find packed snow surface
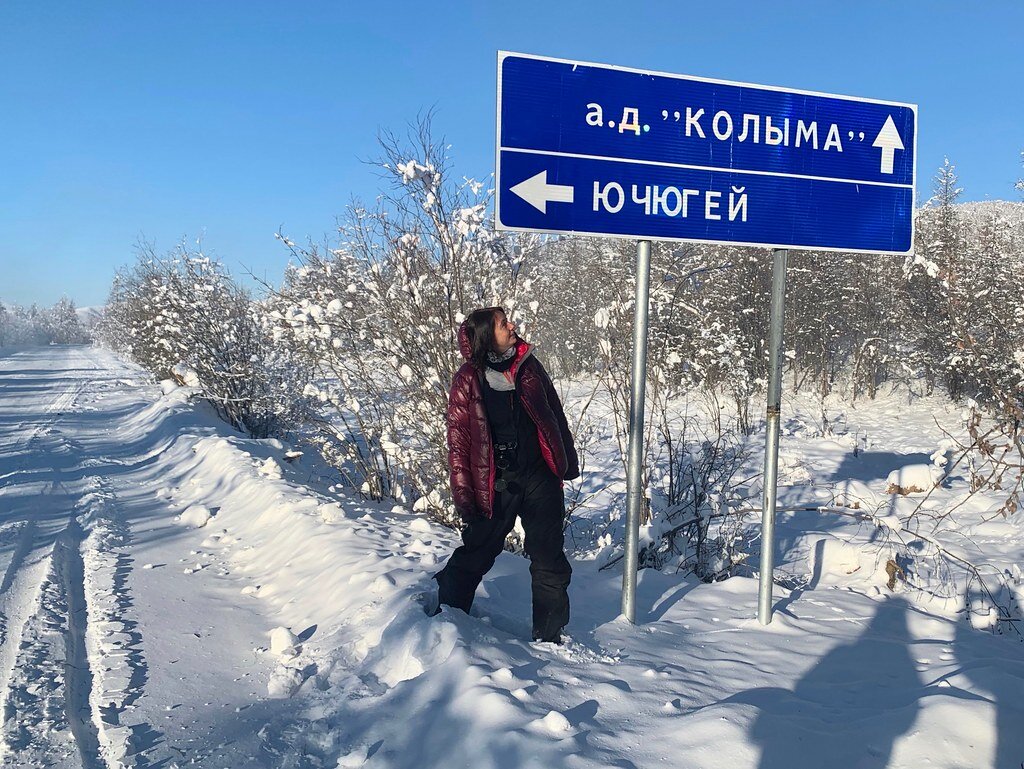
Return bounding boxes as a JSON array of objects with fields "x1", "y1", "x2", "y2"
[{"x1": 0, "y1": 345, "x2": 1021, "y2": 768}]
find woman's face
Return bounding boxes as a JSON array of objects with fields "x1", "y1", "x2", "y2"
[{"x1": 492, "y1": 312, "x2": 517, "y2": 353}]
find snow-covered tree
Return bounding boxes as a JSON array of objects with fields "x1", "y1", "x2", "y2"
[
  {"x1": 267, "y1": 118, "x2": 537, "y2": 523},
  {"x1": 930, "y1": 158, "x2": 963, "y2": 261},
  {"x1": 49, "y1": 296, "x2": 87, "y2": 344}
]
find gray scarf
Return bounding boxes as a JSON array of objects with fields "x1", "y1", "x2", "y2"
[
  {"x1": 484, "y1": 346, "x2": 517, "y2": 392},
  {"x1": 486, "y1": 346, "x2": 516, "y2": 364}
]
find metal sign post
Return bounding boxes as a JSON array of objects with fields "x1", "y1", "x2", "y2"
[
  {"x1": 621, "y1": 240, "x2": 651, "y2": 624},
  {"x1": 494, "y1": 51, "x2": 917, "y2": 626},
  {"x1": 758, "y1": 249, "x2": 788, "y2": 625}
]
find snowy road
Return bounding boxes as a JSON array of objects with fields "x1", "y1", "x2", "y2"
[
  {"x1": 2, "y1": 346, "x2": 1022, "y2": 769},
  {"x1": 0, "y1": 346, "x2": 105, "y2": 767},
  {"x1": 0, "y1": 347, "x2": 294, "y2": 767}
]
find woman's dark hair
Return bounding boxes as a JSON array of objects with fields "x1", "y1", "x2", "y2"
[{"x1": 464, "y1": 306, "x2": 505, "y2": 369}]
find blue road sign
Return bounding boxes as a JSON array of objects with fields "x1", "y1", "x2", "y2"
[{"x1": 496, "y1": 52, "x2": 917, "y2": 254}]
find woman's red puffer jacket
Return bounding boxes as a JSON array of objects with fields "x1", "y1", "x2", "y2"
[{"x1": 447, "y1": 322, "x2": 580, "y2": 519}]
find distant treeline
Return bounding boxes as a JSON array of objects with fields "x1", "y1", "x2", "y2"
[{"x1": 0, "y1": 297, "x2": 90, "y2": 347}]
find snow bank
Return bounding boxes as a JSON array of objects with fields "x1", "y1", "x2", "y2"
[
  {"x1": 808, "y1": 534, "x2": 891, "y2": 588},
  {"x1": 178, "y1": 503, "x2": 212, "y2": 528},
  {"x1": 886, "y1": 464, "x2": 942, "y2": 495},
  {"x1": 57, "y1": 354, "x2": 1022, "y2": 769},
  {"x1": 171, "y1": 362, "x2": 200, "y2": 388},
  {"x1": 269, "y1": 626, "x2": 299, "y2": 656}
]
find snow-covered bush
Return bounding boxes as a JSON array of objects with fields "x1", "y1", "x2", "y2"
[
  {"x1": 576, "y1": 240, "x2": 759, "y2": 579},
  {"x1": 98, "y1": 243, "x2": 313, "y2": 438},
  {"x1": 592, "y1": 239, "x2": 766, "y2": 484},
  {"x1": 517, "y1": 237, "x2": 629, "y2": 377},
  {"x1": 639, "y1": 417, "x2": 751, "y2": 580},
  {"x1": 267, "y1": 120, "x2": 540, "y2": 524}
]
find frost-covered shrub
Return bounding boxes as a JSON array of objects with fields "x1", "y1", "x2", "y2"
[
  {"x1": 268, "y1": 121, "x2": 539, "y2": 524},
  {"x1": 98, "y1": 244, "x2": 313, "y2": 438},
  {"x1": 591, "y1": 240, "x2": 768, "y2": 507},
  {"x1": 581, "y1": 239, "x2": 759, "y2": 581},
  {"x1": 519, "y1": 237, "x2": 628, "y2": 377},
  {"x1": 638, "y1": 417, "x2": 751, "y2": 580},
  {"x1": 578, "y1": 158, "x2": 1024, "y2": 414}
]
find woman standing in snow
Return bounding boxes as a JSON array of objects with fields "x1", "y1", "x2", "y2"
[{"x1": 433, "y1": 307, "x2": 579, "y2": 643}]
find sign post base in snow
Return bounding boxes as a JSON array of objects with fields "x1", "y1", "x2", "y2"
[
  {"x1": 621, "y1": 239, "x2": 651, "y2": 624},
  {"x1": 758, "y1": 249, "x2": 788, "y2": 625}
]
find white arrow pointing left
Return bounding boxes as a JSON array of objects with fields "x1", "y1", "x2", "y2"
[
  {"x1": 509, "y1": 170, "x2": 574, "y2": 213},
  {"x1": 872, "y1": 115, "x2": 905, "y2": 175}
]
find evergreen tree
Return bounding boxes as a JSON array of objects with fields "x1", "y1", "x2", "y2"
[
  {"x1": 931, "y1": 157, "x2": 963, "y2": 264},
  {"x1": 50, "y1": 296, "x2": 85, "y2": 344}
]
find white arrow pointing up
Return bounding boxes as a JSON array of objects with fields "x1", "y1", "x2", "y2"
[
  {"x1": 509, "y1": 170, "x2": 574, "y2": 213},
  {"x1": 872, "y1": 115, "x2": 905, "y2": 175}
]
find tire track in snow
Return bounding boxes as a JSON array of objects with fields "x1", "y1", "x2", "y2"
[
  {"x1": 0, "y1": 424, "x2": 51, "y2": 628},
  {"x1": 0, "y1": 371, "x2": 87, "y2": 693},
  {"x1": 0, "y1": 392, "x2": 87, "y2": 765},
  {"x1": 0, "y1": 521, "x2": 31, "y2": 648},
  {"x1": 0, "y1": 430, "x2": 47, "y2": 660},
  {"x1": 0, "y1": 352, "x2": 117, "y2": 768},
  {"x1": 62, "y1": 517, "x2": 106, "y2": 769},
  {"x1": 0, "y1": 519, "x2": 103, "y2": 769},
  {"x1": 0, "y1": 539, "x2": 71, "y2": 766},
  {"x1": 0, "y1": 521, "x2": 34, "y2": 600},
  {"x1": 0, "y1": 383, "x2": 87, "y2": 487},
  {"x1": 78, "y1": 480, "x2": 158, "y2": 768}
]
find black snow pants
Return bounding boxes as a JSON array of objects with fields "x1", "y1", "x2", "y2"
[{"x1": 434, "y1": 463, "x2": 571, "y2": 642}]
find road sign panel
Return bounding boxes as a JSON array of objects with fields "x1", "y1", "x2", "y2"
[{"x1": 496, "y1": 52, "x2": 917, "y2": 254}]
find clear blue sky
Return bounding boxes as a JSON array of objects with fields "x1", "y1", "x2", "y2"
[{"x1": 2, "y1": 1, "x2": 1021, "y2": 307}]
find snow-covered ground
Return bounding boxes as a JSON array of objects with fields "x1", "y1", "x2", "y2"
[{"x1": 0, "y1": 346, "x2": 1021, "y2": 768}]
